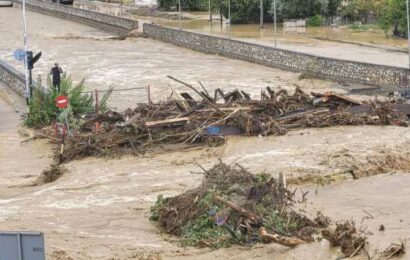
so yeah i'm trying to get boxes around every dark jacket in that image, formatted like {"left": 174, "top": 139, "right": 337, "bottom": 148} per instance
{"left": 50, "top": 67, "right": 63, "bottom": 83}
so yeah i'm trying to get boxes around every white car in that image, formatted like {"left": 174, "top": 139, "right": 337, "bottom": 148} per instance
{"left": 0, "top": 0, "right": 13, "bottom": 7}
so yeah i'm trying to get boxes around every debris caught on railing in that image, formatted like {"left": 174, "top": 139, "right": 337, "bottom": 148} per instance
{"left": 36, "top": 77, "right": 410, "bottom": 163}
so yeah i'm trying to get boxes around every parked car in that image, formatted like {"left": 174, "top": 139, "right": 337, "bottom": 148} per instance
{"left": 0, "top": 0, "right": 13, "bottom": 7}
{"left": 51, "top": 0, "right": 74, "bottom": 5}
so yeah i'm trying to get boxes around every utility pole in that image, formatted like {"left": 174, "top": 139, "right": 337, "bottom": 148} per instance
{"left": 228, "top": 0, "right": 231, "bottom": 37}
{"left": 273, "top": 0, "right": 277, "bottom": 48}
{"left": 209, "top": 0, "right": 212, "bottom": 21}
{"left": 220, "top": 0, "right": 223, "bottom": 28}
{"left": 260, "top": 0, "right": 264, "bottom": 28}
{"left": 22, "top": 0, "right": 29, "bottom": 104}
{"left": 178, "top": 0, "right": 182, "bottom": 29}
{"left": 406, "top": 0, "right": 410, "bottom": 87}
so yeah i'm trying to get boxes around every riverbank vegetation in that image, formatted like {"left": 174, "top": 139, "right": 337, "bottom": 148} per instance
{"left": 25, "top": 75, "right": 111, "bottom": 129}
{"left": 157, "top": 0, "right": 410, "bottom": 38}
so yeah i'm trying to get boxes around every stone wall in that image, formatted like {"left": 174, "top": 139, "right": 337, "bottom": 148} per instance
{"left": 13, "top": 0, "right": 138, "bottom": 35}
{"left": 0, "top": 60, "right": 27, "bottom": 97}
{"left": 143, "top": 24, "right": 410, "bottom": 87}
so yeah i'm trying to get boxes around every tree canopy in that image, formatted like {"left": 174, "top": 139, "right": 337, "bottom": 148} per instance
{"left": 378, "top": 0, "right": 408, "bottom": 37}
{"left": 157, "top": 0, "right": 410, "bottom": 38}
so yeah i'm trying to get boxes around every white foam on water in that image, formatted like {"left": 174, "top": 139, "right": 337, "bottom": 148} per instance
{"left": 0, "top": 198, "right": 21, "bottom": 205}
{"left": 43, "top": 195, "right": 138, "bottom": 209}
{"left": 227, "top": 149, "right": 288, "bottom": 162}
{"left": 0, "top": 206, "right": 20, "bottom": 219}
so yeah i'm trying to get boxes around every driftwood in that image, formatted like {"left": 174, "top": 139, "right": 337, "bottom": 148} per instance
{"left": 215, "top": 196, "right": 262, "bottom": 224}
{"left": 167, "top": 75, "right": 227, "bottom": 115}
{"left": 145, "top": 117, "right": 190, "bottom": 128}
{"left": 311, "top": 91, "right": 363, "bottom": 106}
{"left": 382, "top": 242, "right": 406, "bottom": 259}
{"left": 259, "top": 227, "right": 306, "bottom": 247}
{"left": 56, "top": 84, "right": 410, "bottom": 163}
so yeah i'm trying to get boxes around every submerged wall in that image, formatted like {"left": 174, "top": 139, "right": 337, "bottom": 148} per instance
{"left": 143, "top": 23, "right": 410, "bottom": 88}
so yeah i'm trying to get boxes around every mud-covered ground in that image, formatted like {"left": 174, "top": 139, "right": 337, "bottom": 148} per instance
{"left": 1, "top": 85, "right": 410, "bottom": 259}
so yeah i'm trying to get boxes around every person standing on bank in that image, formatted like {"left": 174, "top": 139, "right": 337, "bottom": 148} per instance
{"left": 50, "top": 63, "right": 63, "bottom": 92}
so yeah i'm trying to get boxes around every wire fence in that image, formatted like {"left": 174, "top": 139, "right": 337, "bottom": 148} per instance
{"left": 80, "top": 86, "right": 148, "bottom": 94}
{"left": 82, "top": 85, "right": 153, "bottom": 113}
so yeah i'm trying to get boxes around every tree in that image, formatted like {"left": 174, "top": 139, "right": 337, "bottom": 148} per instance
{"left": 157, "top": 0, "right": 213, "bottom": 11}
{"left": 328, "top": 0, "right": 342, "bottom": 16}
{"left": 273, "top": 0, "right": 330, "bottom": 20}
{"left": 221, "top": 0, "right": 272, "bottom": 24}
{"left": 378, "top": 0, "right": 408, "bottom": 37}
{"left": 158, "top": 0, "right": 343, "bottom": 24}
{"left": 341, "top": 0, "right": 384, "bottom": 22}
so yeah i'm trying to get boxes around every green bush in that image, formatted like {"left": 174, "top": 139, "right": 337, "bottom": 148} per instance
{"left": 307, "top": 14, "right": 324, "bottom": 26}
{"left": 221, "top": 0, "right": 272, "bottom": 24}
{"left": 157, "top": 0, "right": 210, "bottom": 11}
{"left": 25, "top": 74, "right": 95, "bottom": 128}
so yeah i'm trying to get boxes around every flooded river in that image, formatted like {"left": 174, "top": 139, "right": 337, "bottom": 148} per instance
{"left": 1, "top": 4, "right": 410, "bottom": 260}
{"left": 1, "top": 82, "right": 410, "bottom": 258}
{"left": 72, "top": 0, "right": 410, "bottom": 67}
{"left": 0, "top": 7, "right": 357, "bottom": 111}
{"left": 76, "top": 0, "right": 408, "bottom": 49}
{"left": 302, "top": 173, "right": 410, "bottom": 257}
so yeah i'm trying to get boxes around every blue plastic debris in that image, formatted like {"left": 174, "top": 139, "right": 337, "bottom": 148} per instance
{"left": 205, "top": 126, "right": 221, "bottom": 136}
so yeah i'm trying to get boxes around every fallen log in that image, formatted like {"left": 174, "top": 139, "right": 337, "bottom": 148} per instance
{"left": 259, "top": 227, "right": 306, "bottom": 247}
{"left": 275, "top": 108, "right": 329, "bottom": 121}
{"left": 311, "top": 91, "right": 362, "bottom": 106}
{"left": 145, "top": 117, "right": 190, "bottom": 128}
{"left": 215, "top": 196, "right": 262, "bottom": 224}
{"left": 167, "top": 76, "right": 227, "bottom": 115}
{"left": 196, "top": 107, "right": 252, "bottom": 113}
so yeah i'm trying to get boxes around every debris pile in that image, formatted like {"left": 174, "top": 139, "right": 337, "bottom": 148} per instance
{"left": 382, "top": 241, "right": 407, "bottom": 259}
{"left": 34, "top": 164, "right": 65, "bottom": 185}
{"left": 54, "top": 78, "right": 409, "bottom": 162}
{"left": 150, "top": 162, "right": 330, "bottom": 249}
{"left": 322, "top": 221, "right": 366, "bottom": 257}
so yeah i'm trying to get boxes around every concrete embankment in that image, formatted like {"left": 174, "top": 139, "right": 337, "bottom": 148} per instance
{"left": 0, "top": 60, "right": 27, "bottom": 97}
{"left": 143, "top": 23, "right": 410, "bottom": 88}
{"left": 12, "top": 0, "right": 138, "bottom": 34}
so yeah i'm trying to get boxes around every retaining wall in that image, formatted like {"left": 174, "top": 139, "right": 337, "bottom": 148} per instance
{"left": 0, "top": 60, "right": 27, "bottom": 97}
{"left": 13, "top": 0, "right": 138, "bottom": 35}
{"left": 143, "top": 24, "right": 410, "bottom": 87}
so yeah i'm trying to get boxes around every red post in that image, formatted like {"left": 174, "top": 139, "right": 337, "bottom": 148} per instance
{"left": 147, "top": 85, "right": 152, "bottom": 104}
{"left": 94, "top": 89, "right": 99, "bottom": 113}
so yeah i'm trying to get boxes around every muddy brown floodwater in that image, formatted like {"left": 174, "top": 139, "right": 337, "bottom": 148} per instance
{"left": 301, "top": 173, "right": 410, "bottom": 257}
{"left": 2, "top": 82, "right": 410, "bottom": 259}
{"left": 2, "top": 5, "right": 410, "bottom": 260}
{"left": 1, "top": 7, "right": 372, "bottom": 111}
{"left": 74, "top": 0, "right": 409, "bottom": 67}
